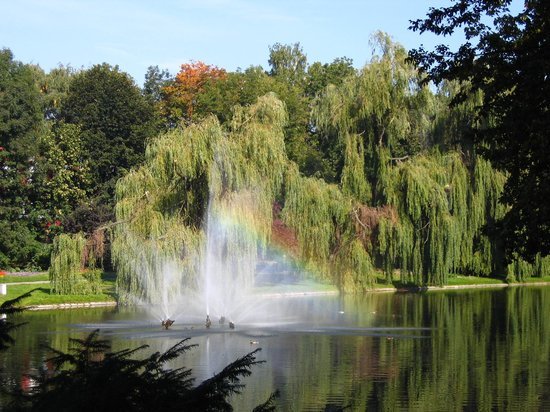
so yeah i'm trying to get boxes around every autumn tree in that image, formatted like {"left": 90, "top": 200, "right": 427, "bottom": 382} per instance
{"left": 161, "top": 61, "right": 226, "bottom": 125}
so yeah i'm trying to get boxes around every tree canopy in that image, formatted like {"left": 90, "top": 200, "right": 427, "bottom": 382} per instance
{"left": 61, "top": 63, "right": 157, "bottom": 203}
{"left": 1, "top": 32, "right": 548, "bottom": 283}
{"left": 409, "top": 0, "right": 550, "bottom": 261}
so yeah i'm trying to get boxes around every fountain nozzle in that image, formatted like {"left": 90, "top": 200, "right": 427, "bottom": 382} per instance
{"left": 161, "top": 319, "right": 174, "bottom": 329}
{"left": 205, "top": 315, "right": 212, "bottom": 329}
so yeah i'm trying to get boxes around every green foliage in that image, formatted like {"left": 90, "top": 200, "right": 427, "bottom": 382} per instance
{"left": 0, "top": 221, "right": 51, "bottom": 270}
{"left": 143, "top": 65, "right": 171, "bottom": 103}
{"left": 281, "top": 164, "right": 378, "bottom": 289}
{"left": 305, "top": 56, "right": 356, "bottom": 98}
{"left": 0, "top": 48, "right": 51, "bottom": 270}
{"left": 506, "top": 254, "right": 550, "bottom": 282}
{"left": 0, "top": 48, "right": 43, "bottom": 154}
{"left": 36, "top": 122, "right": 92, "bottom": 215}
{"left": 61, "top": 63, "right": 157, "bottom": 203}
{"left": 336, "top": 238, "right": 374, "bottom": 292}
{"left": 282, "top": 163, "right": 350, "bottom": 273}
{"left": 410, "top": 0, "right": 550, "bottom": 260}
{"left": 308, "top": 33, "right": 523, "bottom": 287}
{"left": 340, "top": 133, "right": 371, "bottom": 202}
{"left": 49, "top": 233, "right": 101, "bottom": 295}
{"left": 114, "top": 94, "right": 288, "bottom": 303}
{"left": 12, "top": 330, "right": 276, "bottom": 411}
{"left": 372, "top": 152, "right": 509, "bottom": 285}
{"left": 49, "top": 233, "right": 85, "bottom": 294}
{"left": 37, "top": 64, "right": 76, "bottom": 120}
{"left": 311, "top": 32, "right": 434, "bottom": 185}
{"left": 268, "top": 42, "right": 307, "bottom": 85}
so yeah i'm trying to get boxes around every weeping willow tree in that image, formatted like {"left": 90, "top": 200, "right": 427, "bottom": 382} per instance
{"left": 109, "top": 34, "right": 547, "bottom": 299}
{"left": 49, "top": 233, "right": 102, "bottom": 295}
{"left": 113, "top": 93, "right": 289, "bottom": 303}
{"left": 374, "top": 151, "right": 511, "bottom": 285}
{"left": 308, "top": 32, "right": 544, "bottom": 287}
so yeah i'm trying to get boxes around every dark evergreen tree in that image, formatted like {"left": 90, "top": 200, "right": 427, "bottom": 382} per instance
{"left": 11, "top": 330, "right": 277, "bottom": 411}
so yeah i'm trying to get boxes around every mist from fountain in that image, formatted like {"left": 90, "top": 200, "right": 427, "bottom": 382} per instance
{"left": 199, "top": 188, "right": 269, "bottom": 327}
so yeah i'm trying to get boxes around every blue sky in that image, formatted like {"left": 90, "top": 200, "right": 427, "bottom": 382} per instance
{"left": 1, "top": 0, "right": 520, "bottom": 85}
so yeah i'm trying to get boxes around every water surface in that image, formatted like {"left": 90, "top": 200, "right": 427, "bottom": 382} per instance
{"left": 2, "top": 286, "right": 549, "bottom": 411}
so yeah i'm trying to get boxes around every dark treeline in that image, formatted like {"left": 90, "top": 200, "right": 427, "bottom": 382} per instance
{"left": 1, "top": 0, "right": 548, "bottom": 289}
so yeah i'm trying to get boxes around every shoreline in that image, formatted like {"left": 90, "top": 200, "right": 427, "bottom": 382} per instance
{"left": 19, "top": 281, "right": 550, "bottom": 311}
{"left": 372, "top": 280, "right": 550, "bottom": 293}
{"left": 26, "top": 301, "right": 117, "bottom": 311}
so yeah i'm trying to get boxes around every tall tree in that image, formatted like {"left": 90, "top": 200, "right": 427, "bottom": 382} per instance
{"left": 35, "top": 122, "right": 91, "bottom": 217}
{"left": 61, "top": 63, "right": 156, "bottom": 204}
{"left": 143, "top": 65, "right": 171, "bottom": 103}
{"left": 0, "top": 48, "right": 43, "bottom": 157}
{"left": 312, "top": 32, "right": 435, "bottom": 195}
{"left": 268, "top": 42, "right": 307, "bottom": 85}
{"left": 38, "top": 64, "right": 77, "bottom": 120}
{"left": 306, "top": 56, "right": 356, "bottom": 98}
{"left": 0, "top": 49, "right": 50, "bottom": 269}
{"left": 409, "top": 0, "right": 550, "bottom": 261}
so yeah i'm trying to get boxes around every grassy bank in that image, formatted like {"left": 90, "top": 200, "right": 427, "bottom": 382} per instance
{"left": 0, "top": 273, "right": 116, "bottom": 306}
{"left": 2, "top": 272, "right": 550, "bottom": 308}
{"left": 372, "top": 273, "right": 550, "bottom": 291}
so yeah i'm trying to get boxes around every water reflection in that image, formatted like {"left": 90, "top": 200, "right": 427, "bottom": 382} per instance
{"left": 1, "top": 287, "right": 549, "bottom": 410}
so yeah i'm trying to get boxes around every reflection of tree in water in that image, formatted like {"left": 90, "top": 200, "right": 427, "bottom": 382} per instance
{"left": 231, "top": 289, "right": 550, "bottom": 411}
{"left": 2, "top": 289, "right": 550, "bottom": 410}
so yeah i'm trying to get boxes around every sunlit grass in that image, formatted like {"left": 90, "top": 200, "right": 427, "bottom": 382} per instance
{"left": 2, "top": 273, "right": 49, "bottom": 283}
{"left": 446, "top": 275, "right": 507, "bottom": 286}
{"left": 0, "top": 276, "right": 116, "bottom": 306}
{"left": 1, "top": 271, "right": 548, "bottom": 307}
{"left": 521, "top": 275, "right": 550, "bottom": 283}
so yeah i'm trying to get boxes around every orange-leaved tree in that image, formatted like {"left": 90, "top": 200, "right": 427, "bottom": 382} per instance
{"left": 161, "top": 61, "right": 226, "bottom": 125}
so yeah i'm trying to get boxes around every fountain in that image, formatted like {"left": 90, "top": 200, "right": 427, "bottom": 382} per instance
{"left": 161, "top": 319, "right": 174, "bottom": 329}
{"left": 111, "top": 94, "right": 334, "bottom": 331}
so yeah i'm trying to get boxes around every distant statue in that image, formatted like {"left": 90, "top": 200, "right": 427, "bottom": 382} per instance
{"left": 162, "top": 319, "right": 174, "bottom": 329}
{"left": 205, "top": 315, "right": 212, "bottom": 329}
{"left": 229, "top": 321, "right": 235, "bottom": 329}
{"left": 219, "top": 316, "right": 226, "bottom": 325}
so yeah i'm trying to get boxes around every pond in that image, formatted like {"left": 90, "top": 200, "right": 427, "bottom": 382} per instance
{"left": 2, "top": 286, "right": 550, "bottom": 410}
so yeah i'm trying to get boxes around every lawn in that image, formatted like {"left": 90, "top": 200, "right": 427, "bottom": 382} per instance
{"left": 0, "top": 274, "right": 117, "bottom": 306}
{"left": 1, "top": 273, "right": 49, "bottom": 283}
{"left": 445, "top": 275, "right": 507, "bottom": 286}
{"left": 521, "top": 275, "right": 550, "bottom": 283}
